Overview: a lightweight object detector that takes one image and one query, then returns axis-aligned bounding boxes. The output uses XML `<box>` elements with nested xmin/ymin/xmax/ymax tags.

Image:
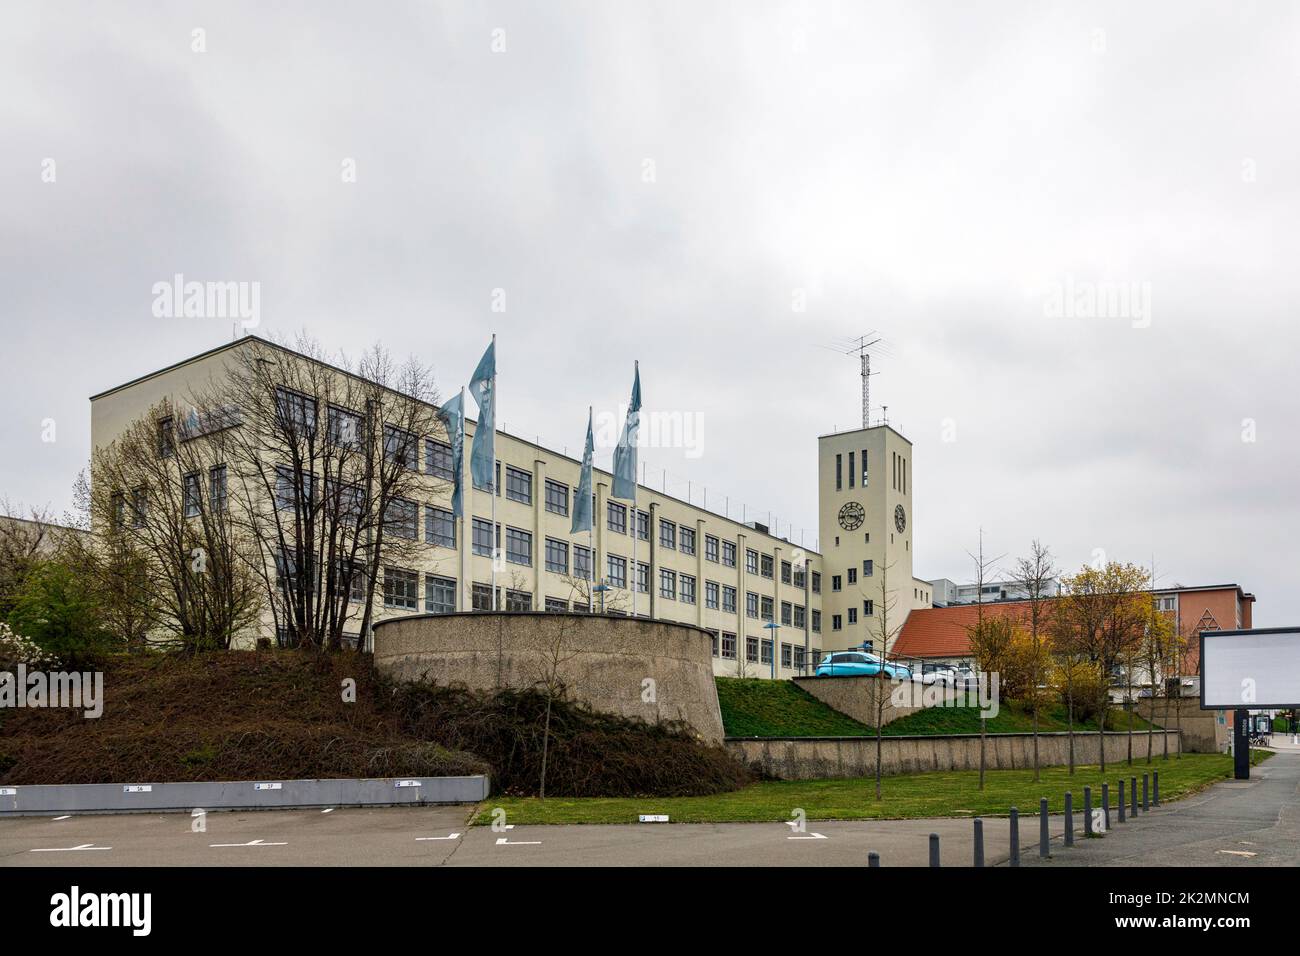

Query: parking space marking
<box><xmin>495</xmin><ymin>837</ymin><xmax>541</xmax><ymax>845</ymax></box>
<box><xmin>209</xmin><ymin>839</ymin><xmax>288</xmax><ymax>848</ymax></box>
<box><xmin>787</xmin><ymin>833</ymin><xmax>828</xmax><ymax>840</ymax></box>
<box><xmin>416</xmin><ymin>833</ymin><xmax>461</xmax><ymax>841</ymax></box>
<box><xmin>52</xmin><ymin>816</ymin><xmax>72</xmax><ymax>821</ymax></box>
<box><xmin>31</xmin><ymin>843</ymin><xmax>111</xmax><ymax>852</ymax></box>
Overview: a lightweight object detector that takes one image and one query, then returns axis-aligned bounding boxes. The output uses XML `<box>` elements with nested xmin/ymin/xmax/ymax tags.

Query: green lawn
<box><xmin>471</xmin><ymin>751</ymin><xmax>1269</xmax><ymax>826</ymax></box>
<box><xmin>717</xmin><ymin>677</ymin><xmax>1160</xmax><ymax>738</ymax></box>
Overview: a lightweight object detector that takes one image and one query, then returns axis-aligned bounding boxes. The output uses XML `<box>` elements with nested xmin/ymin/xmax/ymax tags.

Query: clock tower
<box><xmin>817</xmin><ymin>424</ymin><xmax>915</xmax><ymax>655</ymax></box>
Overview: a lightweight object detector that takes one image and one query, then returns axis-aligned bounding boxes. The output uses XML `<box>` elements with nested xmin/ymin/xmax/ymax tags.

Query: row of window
<box><xmin>830</xmin><ymin>599</ymin><xmax>876</xmax><ymax>631</ymax></box>
<box><xmin>829</xmin><ymin>560</ymin><xmax>875</xmax><ymax>592</ymax></box>
<box><xmin>708</xmin><ymin>632</ymin><xmax>822</xmax><ymax>668</ymax></box>
<box><xmin>116</xmin><ymin>465</ymin><xmax>230</xmax><ymax>527</ymax></box>
<box><xmin>835</xmin><ymin>448</ymin><xmax>870</xmax><ymax>491</ymax></box>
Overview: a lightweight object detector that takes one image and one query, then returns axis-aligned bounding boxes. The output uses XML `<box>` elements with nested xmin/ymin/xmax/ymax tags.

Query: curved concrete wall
<box><xmin>373</xmin><ymin>612</ymin><xmax>725</xmax><ymax>743</ymax></box>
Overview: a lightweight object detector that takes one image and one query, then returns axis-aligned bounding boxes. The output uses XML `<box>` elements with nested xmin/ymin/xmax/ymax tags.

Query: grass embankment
<box><xmin>717</xmin><ymin>677</ymin><xmax>1160</xmax><ymax>737</ymax></box>
<box><xmin>472</xmin><ymin>750</ymin><xmax>1272</xmax><ymax>826</ymax></box>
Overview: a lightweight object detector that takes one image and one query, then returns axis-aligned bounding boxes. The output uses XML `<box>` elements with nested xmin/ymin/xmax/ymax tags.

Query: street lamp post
<box><xmin>764</xmin><ymin>620</ymin><xmax>780</xmax><ymax>680</ymax></box>
<box><xmin>593</xmin><ymin>580</ymin><xmax>611</xmax><ymax>615</ymax></box>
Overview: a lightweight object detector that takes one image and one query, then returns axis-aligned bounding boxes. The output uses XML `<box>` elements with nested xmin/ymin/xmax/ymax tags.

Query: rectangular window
<box><xmin>659</xmin><ymin>519</ymin><xmax>676</xmax><ymax>550</ymax></box>
<box><xmin>679</xmin><ymin>526</ymin><xmax>695</xmax><ymax>556</ymax></box>
<box><xmin>636</xmin><ymin>562</ymin><xmax>650</xmax><ymax>594</ymax></box>
<box><xmin>861</xmin><ymin>449</ymin><xmax>869</xmax><ymax>486</ymax></box>
<box><xmin>848</xmin><ymin>567</ymin><xmax>857</xmax><ymax>585</ymax></box>
<box><xmin>383</xmin><ymin>567</ymin><xmax>418</xmax><ymax>610</ymax></box>
<box><xmin>426</xmin><ymin>439</ymin><xmax>454</xmax><ymax>479</ymax></box>
<box><xmin>811</xmin><ymin>571</ymin><xmax>821</xmax><ymax>594</ymax></box>
<box><xmin>746</xmin><ymin>592</ymin><xmax>759</xmax><ymax>618</ymax></box>
<box><xmin>472</xmin><ymin>460</ymin><xmax>502</xmax><ymax>495</ymax></box>
<box><xmin>426</xmin><ymin>506</ymin><xmax>456</xmax><ymax>548</ymax></box>
<box><xmin>722</xmin><ymin>586</ymin><xmax>737</xmax><ymax>614</ymax></box>
<box><xmin>383</xmin><ymin>425</ymin><xmax>420</xmax><ymax>471</ymax></box>
<box><xmin>545</xmin><ymin>597</ymin><xmax>569</xmax><ymax>613</ymax></box>
<box><xmin>864</xmin><ymin>599</ymin><xmax>875</xmax><ymax>616</ymax></box>
<box><xmin>574</xmin><ymin>545</ymin><xmax>592</xmax><ymax>581</ymax></box>
<box><xmin>425</xmin><ymin>575</ymin><xmax>456</xmax><ymax>614</ymax></box>
<box><xmin>761</xmin><ymin>639</ymin><xmax>774</xmax><ymax>664</ymax></box>
<box><xmin>332</xmin><ymin>560</ymin><xmax>364</xmax><ymax>603</ymax></box>
<box><xmin>721</xmin><ymin>541</ymin><xmax>736</xmax><ymax>568</ymax></box>
<box><xmin>848</xmin><ymin>607</ymin><xmax>858</xmax><ymax>624</ymax></box>
<box><xmin>386</xmin><ymin>497</ymin><xmax>418</xmax><ymax>540</ymax></box>
<box><xmin>607</xmin><ymin>501</ymin><xmax>627</xmax><ymax>535</ymax></box>
<box><xmin>760</xmin><ymin>553</ymin><xmax>774</xmax><ymax>579</ymax></box>
<box><xmin>545</xmin><ymin>479</ymin><xmax>569</xmax><ymax>516</ymax></box>
<box><xmin>863</xmin><ymin>559</ymin><xmax>873</xmax><ymax>577</ymax></box>
<box><xmin>275</xmin><ymin>386</ymin><xmax>317</xmax><ymax>437</ymax></box>
<box><xmin>111</xmin><ymin>492</ymin><xmax>125</xmax><ymax>529</ymax></box>
<box><xmin>659</xmin><ymin>569</ymin><xmax>676</xmax><ymax>600</ymax></box>
<box><xmin>326</xmin><ymin>406</ymin><xmax>363</xmax><ymax>449</ymax></box>
<box><xmin>709</xmin><ymin>631</ymin><xmax>719</xmax><ymax>657</ymax></box>
<box><xmin>472</xmin><ymin>517</ymin><xmax>496</xmax><ymax>557</ymax></box>
<box><xmin>607</xmin><ymin>554</ymin><xmax>627</xmax><ymax>589</ymax></box>
<box><xmin>183</xmin><ymin>472</ymin><xmax>201</xmax><ymax>517</ymax></box>
<box><xmin>705</xmin><ymin>581</ymin><xmax>720</xmax><ymax>610</ymax></box>
<box><xmin>781</xmin><ymin>561</ymin><xmax>792</xmax><ymax>585</ymax></box>
<box><xmin>812</xmin><ymin>610</ymin><xmax>821</xmax><ymax>632</ymax></box>
<box><xmin>721</xmin><ymin>632</ymin><xmax>736</xmax><ymax>660</ymax></box>
<box><xmin>746</xmin><ymin>636</ymin><xmax>759</xmax><ymax>663</ymax></box>
<box><xmin>848</xmin><ymin>451</ymin><xmax>855</xmax><ymax>489</ymax></box>
<box><xmin>835</xmin><ymin>453</ymin><xmax>842</xmax><ymax>491</ymax></box>
<box><xmin>472</xmin><ymin>582</ymin><xmax>495</xmax><ymax>610</ymax></box>
<box><xmin>760</xmin><ymin>595</ymin><xmax>774</xmax><ymax>621</ymax></box>
<box><xmin>636</xmin><ymin>510</ymin><xmax>649</xmax><ymax>541</ymax></box>
<box><xmin>209</xmin><ymin>465</ymin><xmax>228</xmax><ymax>513</ymax></box>
<box><xmin>831</xmin><ymin>575</ymin><xmax>842</xmax><ymax>592</ymax></box>
<box><xmin>793</xmin><ymin>605</ymin><xmax>806</xmax><ymax>629</ymax></box>
<box><xmin>158</xmin><ymin>417</ymin><xmax>175</xmax><ymax>458</ymax></box>
<box><xmin>705</xmin><ymin>535</ymin><xmax>719</xmax><ymax>563</ymax></box>
<box><xmin>505</xmin><ymin>527</ymin><xmax>532</xmax><ymax>565</ymax></box>
<box><xmin>275</xmin><ymin>466</ymin><xmax>313</xmax><ymax>512</ymax></box>
<box><xmin>505</xmin><ymin>465</ymin><xmax>532</xmax><ymax>505</ymax></box>
<box><xmin>679</xmin><ymin>575</ymin><xmax>696</xmax><ymax>605</ymax></box>
<box><xmin>781</xmin><ymin>601</ymin><xmax>793</xmax><ymax>626</ymax></box>
<box><xmin>782</xmin><ymin>643</ymin><xmax>793</xmax><ymax>669</ymax></box>
<box><xmin>545</xmin><ymin>538</ymin><xmax>569</xmax><ymax>575</ymax></box>
<box><xmin>505</xmin><ymin>589</ymin><xmax>531</xmax><ymax>612</ymax></box>
<box><xmin>832</xmin><ymin>614</ymin><xmax>842</xmax><ymax>631</ymax></box>
<box><xmin>746</xmin><ymin>549</ymin><xmax>759</xmax><ymax>575</ymax></box>
<box><xmin>794</xmin><ymin>645</ymin><xmax>806</xmax><ymax>670</ymax></box>
<box><xmin>131</xmin><ymin>488</ymin><xmax>147</xmax><ymax>528</ymax></box>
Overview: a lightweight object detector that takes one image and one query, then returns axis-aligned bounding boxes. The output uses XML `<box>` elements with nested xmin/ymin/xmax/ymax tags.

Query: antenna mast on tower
<box><xmin>815</xmin><ymin>332</ymin><xmax>891</xmax><ymax>429</ymax></box>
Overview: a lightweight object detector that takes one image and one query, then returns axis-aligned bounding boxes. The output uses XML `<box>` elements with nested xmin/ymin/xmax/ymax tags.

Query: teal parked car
<box><xmin>815</xmin><ymin>651</ymin><xmax>911</xmax><ymax>679</ymax></box>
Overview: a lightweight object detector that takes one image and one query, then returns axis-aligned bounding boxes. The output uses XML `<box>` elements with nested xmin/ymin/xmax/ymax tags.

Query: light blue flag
<box><xmin>611</xmin><ymin>362</ymin><xmax>641</xmax><ymax>500</ymax></box>
<box><xmin>435</xmin><ymin>391</ymin><xmax>465</xmax><ymax>517</ymax></box>
<box><xmin>468</xmin><ymin>340</ymin><xmax>496</xmax><ymax>490</ymax></box>
<box><xmin>571</xmin><ymin>408</ymin><xmax>594</xmax><ymax>535</ymax></box>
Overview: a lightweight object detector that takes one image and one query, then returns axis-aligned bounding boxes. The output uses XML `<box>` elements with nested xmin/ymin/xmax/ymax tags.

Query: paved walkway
<box><xmin>2</xmin><ymin>752</ymin><xmax>1295</xmax><ymax>867</ymax></box>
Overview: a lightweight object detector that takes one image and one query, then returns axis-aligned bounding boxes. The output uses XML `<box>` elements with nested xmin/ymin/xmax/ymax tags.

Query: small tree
<box><xmin>1008</xmin><ymin>539</ymin><xmax>1056</xmax><ymax>782</ymax></box>
<box><xmin>964</xmin><ymin>529</ymin><xmax>1003</xmax><ymax>790</ymax></box>
<box><xmin>1141</xmin><ymin>588</ymin><xmax>1177</xmax><ymax>762</ymax></box>
<box><xmin>867</xmin><ymin>560</ymin><xmax>903</xmax><ymax>801</ymax></box>
<box><xmin>8</xmin><ymin>561</ymin><xmax>115</xmax><ymax>667</ymax></box>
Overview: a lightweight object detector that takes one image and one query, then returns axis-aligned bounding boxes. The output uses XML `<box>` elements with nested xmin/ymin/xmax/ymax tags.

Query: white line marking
<box><xmin>321</xmin><ymin>808</ymin><xmax>334</xmax><ymax>814</ymax></box>
<box><xmin>31</xmin><ymin>843</ymin><xmax>111</xmax><ymax>852</ymax></box>
<box><xmin>52</xmin><ymin>816</ymin><xmax>71</xmax><ymax>821</ymax></box>
<box><xmin>495</xmin><ymin>837</ymin><xmax>541</xmax><ymax>845</ymax></box>
<box><xmin>209</xmin><ymin>839</ymin><xmax>288</xmax><ymax>848</ymax></box>
<box><xmin>1217</xmin><ymin>849</ymin><xmax>1257</xmax><ymax>857</ymax></box>
<box><xmin>416</xmin><ymin>833</ymin><xmax>462</xmax><ymax>841</ymax></box>
<box><xmin>788</xmin><ymin>833</ymin><xmax>828</xmax><ymax>840</ymax></box>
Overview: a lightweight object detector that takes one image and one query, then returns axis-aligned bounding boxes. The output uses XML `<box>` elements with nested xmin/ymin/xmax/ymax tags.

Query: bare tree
<box><xmin>1008</xmin><ymin>539</ymin><xmax>1056</xmax><ymax>782</ymax></box>
<box><xmin>964</xmin><ymin>529</ymin><xmax>1003</xmax><ymax>790</ymax></box>
<box><xmin>867</xmin><ymin>559</ymin><xmax>903</xmax><ymax>801</ymax></box>
<box><xmin>194</xmin><ymin>335</ymin><xmax>443</xmax><ymax>651</ymax></box>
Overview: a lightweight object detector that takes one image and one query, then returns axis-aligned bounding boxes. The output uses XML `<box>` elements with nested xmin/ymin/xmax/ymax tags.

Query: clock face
<box><xmin>838</xmin><ymin>501</ymin><xmax>865</xmax><ymax>531</ymax></box>
<box><xmin>894</xmin><ymin>504</ymin><xmax>907</xmax><ymax>534</ymax></box>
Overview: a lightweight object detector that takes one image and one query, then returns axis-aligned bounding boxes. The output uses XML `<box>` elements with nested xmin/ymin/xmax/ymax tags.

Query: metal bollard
<box><xmin>1142</xmin><ymin>774</ymin><xmax>1149</xmax><ymax>811</ymax></box>
<box><xmin>1118</xmin><ymin>780</ymin><xmax>1126</xmax><ymax>823</ymax></box>
<box><xmin>1131</xmin><ymin>776</ymin><xmax>1138</xmax><ymax>816</ymax></box>
<box><xmin>1064</xmin><ymin>792</ymin><xmax>1074</xmax><ymax>847</ymax></box>
<box><xmin>1083</xmin><ymin>786</ymin><xmax>1093</xmax><ymax>837</ymax></box>
<box><xmin>973</xmin><ymin>818</ymin><xmax>984</xmax><ymax>868</ymax></box>
<box><xmin>1009</xmin><ymin>807</ymin><xmax>1020</xmax><ymax>867</ymax></box>
<box><xmin>1102</xmin><ymin>782</ymin><xmax>1110</xmax><ymax>831</ymax></box>
<box><xmin>929</xmin><ymin>833</ymin><xmax>941</xmax><ymax>867</ymax></box>
<box><xmin>1153</xmin><ymin>771</ymin><xmax>1160</xmax><ymax>806</ymax></box>
<box><xmin>1039</xmin><ymin>798</ymin><xmax>1050</xmax><ymax>858</ymax></box>
<box><xmin>868</xmin><ymin>851</ymin><xmax>880</xmax><ymax>867</ymax></box>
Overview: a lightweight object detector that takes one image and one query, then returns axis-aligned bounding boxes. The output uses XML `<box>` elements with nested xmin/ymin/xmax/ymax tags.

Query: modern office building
<box><xmin>88</xmin><ymin>335</ymin><xmax>933</xmax><ymax>677</ymax></box>
<box><xmin>927</xmin><ymin>576</ymin><xmax>1061</xmax><ymax>607</ymax></box>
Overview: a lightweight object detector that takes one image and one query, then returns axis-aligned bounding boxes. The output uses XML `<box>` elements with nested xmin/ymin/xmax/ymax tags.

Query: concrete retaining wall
<box><xmin>0</xmin><ymin>775</ymin><xmax>489</xmax><ymax>816</ymax></box>
<box><xmin>793</xmin><ymin>674</ymin><xmax>966</xmax><ymax>727</ymax></box>
<box><xmin>726</xmin><ymin>731</ymin><xmax>1182</xmax><ymax>780</ymax></box>
<box><xmin>1135</xmin><ymin>698</ymin><xmax>1225</xmax><ymax>753</ymax></box>
<box><xmin>373</xmin><ymin>611</ymin><xmax>725</xmax><ymax>743</ymax></box>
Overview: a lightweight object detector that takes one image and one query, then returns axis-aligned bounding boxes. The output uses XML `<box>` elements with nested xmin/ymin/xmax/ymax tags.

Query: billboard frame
<box><xmin>1200</xmin><ymin>627</ymin><xmax>1300</xmax><ymax>711</ymax></box>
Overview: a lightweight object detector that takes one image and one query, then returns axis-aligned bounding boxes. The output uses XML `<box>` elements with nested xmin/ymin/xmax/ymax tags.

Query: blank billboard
<box><xmin>1201</xmin><ymin>628</ymin><xmax>1300</xmax><ymax>709</ymax></box>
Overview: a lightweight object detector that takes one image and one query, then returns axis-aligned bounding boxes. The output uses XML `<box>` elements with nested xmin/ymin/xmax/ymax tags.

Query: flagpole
<box><xmin>588</xmin><ymin>405</ymin><xmax>595</xmax><ymax>613</ymax></box>
<box><xmin>490</xmin><ymin>333</ymin><xmax>498</xmax><ymax>612</ymax></box>
<box><xmin>460</xmin><ymin>385</ymin><xmax>468</xmax><ymax>614</ymax></box>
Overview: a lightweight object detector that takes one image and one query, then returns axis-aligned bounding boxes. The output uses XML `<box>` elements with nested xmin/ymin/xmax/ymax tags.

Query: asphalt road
<box><xmin>2</xmin><ymin>752</ymin><xmax>1294</xmax><ymax>867</ymax></box>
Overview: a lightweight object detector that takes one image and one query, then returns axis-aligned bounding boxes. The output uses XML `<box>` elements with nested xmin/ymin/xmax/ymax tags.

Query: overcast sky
<box><xmin>2</xmin><ymin>1</ymin><xmax>1296</xmax><ymax>624</ymax></box>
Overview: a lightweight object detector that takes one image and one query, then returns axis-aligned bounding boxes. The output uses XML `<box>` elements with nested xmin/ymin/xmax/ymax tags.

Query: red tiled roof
<box><xmin>893</xmin><ymin>600</ymin><xmax>1037</xmax><ymax>658</ymax></box>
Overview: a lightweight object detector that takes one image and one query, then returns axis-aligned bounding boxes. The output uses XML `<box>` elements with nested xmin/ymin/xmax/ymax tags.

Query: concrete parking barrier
<box><xmin>1009</xmin><ymin>807</ymin><xmax>1020</xmax><ymax>867</ymax></box>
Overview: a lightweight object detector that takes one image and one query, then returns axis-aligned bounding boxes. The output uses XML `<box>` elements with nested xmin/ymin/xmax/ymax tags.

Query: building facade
<box><xmin>91</xmin><ymin>337</ymin><xmax>942</xmax><ymax>677</ymax></box>
<box><xmin>927</xmin><ymin>576</ymin><xmax>1061</xmax><ymax>607</ymax></box>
